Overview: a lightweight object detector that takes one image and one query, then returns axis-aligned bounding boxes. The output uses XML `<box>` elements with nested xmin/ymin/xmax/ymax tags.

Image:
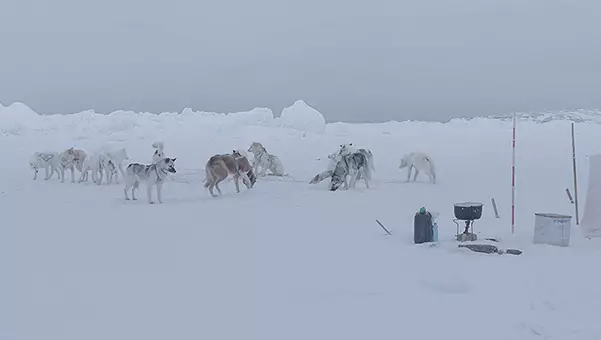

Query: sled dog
<box><xmin>337</xmin><ymin>143</ymin><xmax>375</xmax><ymax>179</ymax></box>
<box><xmin>204</xmin><ymin>153</ymin><xmax>252</xmax><ymax>197</ymax></box>
<box><xmin>152</xmin><ymin>142</ymin><xmax>165</xmax><ymax>163</ymax></box>
<box><xmin>309</xmin><ymin>170</ymin><xmax>333</xmax><ymax>185</ymax></box>
<box><xmin>247</xmin><ymin>142</ymin><xmax>285</xmax><ymax>176</ymax></box>
<box><xmin>80</xmin><ymin>153</ymin><xmax>118</xmax><ymax>185</ymax></box>
<box><xmin>29</xmin><ymin>152</ymin><xmax>61</xmax><ymax>180</ymax></box>
<box><xmin>57</xmin><ymin>148</ymin><xmax>85</xmax><ymax>183</ymax></box>
<box><xmin>330</xmin><ymin>151</ymin><xmax>370</xmax><ymax>191</ymax></box>
<box><xmin>232</xmin><ymin>149</ymin><xmax>257</xmax><ymax>187</ymax></box>
<box><xmin>124</xmin><ymin>157</ymin><xmax>177</xmax><ymax>204</ymax></box>
<box><xmin>399</xmin><ymin>152</ymin><xmax>436</xmax><ymax>183</ymax></box>
<box><xmin>103</xmin><ymin>147</ymin><xmax>129</xmax><ymax>182</ymax></box>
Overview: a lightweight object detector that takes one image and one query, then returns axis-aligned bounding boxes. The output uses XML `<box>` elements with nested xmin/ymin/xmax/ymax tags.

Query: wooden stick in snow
<box><xmin>375</xmin><ymin>219</ymin><xmax>392</xmax><ymax>236</ymax></box>
<box><xmin>565</xmin><ymin>188</ymin><xmax>574</xmax><ymax>204</ymax></box>
<box><xmin>491</xmin><ymin>198</ymin><xmax>500</xmax><ymax>218</ymax></box>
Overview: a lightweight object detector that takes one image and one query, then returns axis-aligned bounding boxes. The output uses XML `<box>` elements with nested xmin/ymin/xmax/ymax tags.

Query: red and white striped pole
<box><xmin>511</xmin><ymin>113</ymin><xmax>516</xmax><ymax>234</ymax></box>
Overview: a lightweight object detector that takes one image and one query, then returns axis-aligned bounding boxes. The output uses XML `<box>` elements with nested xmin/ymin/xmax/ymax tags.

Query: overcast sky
<box><xmin>1</xmin><ymin>0</ymin><xmax>600</xmax><ymax>123</ymax></box>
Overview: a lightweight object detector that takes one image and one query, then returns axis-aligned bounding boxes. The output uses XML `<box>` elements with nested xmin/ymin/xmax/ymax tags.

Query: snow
<box><xmin>2</xmin><ymin>101</ymin><xmax>601</xmax><ymax>340</ymax></box>
<box><xmin>277</xmin><ymin>100</ymin><xmax>326</xmax><ymax>133</ymax></box>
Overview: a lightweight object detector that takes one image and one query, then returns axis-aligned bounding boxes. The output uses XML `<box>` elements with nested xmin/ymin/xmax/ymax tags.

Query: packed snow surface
<box><xmin>278</xmin><ymin>99</ymin><xmax>326</xmax><ymax>133</ymax></box>
<box><xmin>2</xmin><ymin>101</ymin><xmax>601</xmax><ymax>340</ymax></box>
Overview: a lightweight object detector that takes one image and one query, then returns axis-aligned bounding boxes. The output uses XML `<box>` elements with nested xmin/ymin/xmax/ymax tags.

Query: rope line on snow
<box><xmin>167</xmin><ymin>168</ymin><xmax>417</xmax><ymax>186</ymax></box>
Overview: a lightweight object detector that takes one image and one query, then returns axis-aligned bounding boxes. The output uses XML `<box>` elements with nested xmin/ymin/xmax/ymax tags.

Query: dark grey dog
<box><xmin>330</xmin><ymin>152</ymin><xmax>370</xmax><ymax>191</ymax></box>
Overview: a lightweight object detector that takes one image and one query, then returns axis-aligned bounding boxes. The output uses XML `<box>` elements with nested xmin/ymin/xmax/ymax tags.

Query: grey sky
<box><xmin>1</xmin><ymin>0</ymin><xmax>600</xmax><ymax>123</ymax></box>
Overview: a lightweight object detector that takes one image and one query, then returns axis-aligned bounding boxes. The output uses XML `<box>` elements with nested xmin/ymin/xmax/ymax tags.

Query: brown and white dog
<box><xmin>232</xmin><ymin>149</ymin><xmax>257</xmax><ymax>188</ymax></box>
<box><xmin>203</xmin><ymin>151</ymin><xmax>254</xmax><ymax>197</ymax></box>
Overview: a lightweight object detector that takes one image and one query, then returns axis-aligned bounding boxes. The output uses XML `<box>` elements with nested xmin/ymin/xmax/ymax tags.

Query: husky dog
<box><xmin>29</xmin><ymin>152</ymin><xmax>61</xmax><ymax>180</ymax></box>
<box><xmin>204</xmin><ymin>153</ymin><xmax>252</xmax><ymax>197</ymax></box>
<box><xmin>80</xmin><ymin>153</ymin><xmax>118</xmax><ymax>185</ymax></box>
<box><xmin>232</xmin><ymin>149</ymin><xmax>257</xmax><ymax>187</ymax></box>
<box><xmin>399</xmin><ymin>152</ymin><xmax>436</xmax><ymax>184</ymax></box>
<box><xmin>56</xmin><ymin>148</ymin><xmax>82</xmax><ymax>183</ymax></box>
<box><xmin>337</xmin><ymin>143</ymin><xmax>375</xmax><ymax>179</ymax></box>
<box><xmin>330</xmin><ymin>152</ymin><xmax>370</xmax><ymax>191</ymax></box>
<box><xmin>124</xmin><ymin>157</ymin><xmax>177</xmax><ymax>204</ymax></box>
<box><xmin>309</xmin><ymin>170</ymin><xmax>333</xmax><ymax>185</ymax></box>
<box><xmin>103</xmin><ymin>148</ymin><xmax>129</xmax><ymax>183</ymax></box>
<box><xmin>66</xmin><ymin>148</ymin><xmax>87</xmax><ymax>173</ymax></box>
<box><xmin>152</xmin><ymin>142</ymin><xmax>165</xmax><ymax>163</ymax></box>
<box><xmin>247</xmin><ymin>142</ymin><xmax>285</xmax><ymax>176</ymax></box>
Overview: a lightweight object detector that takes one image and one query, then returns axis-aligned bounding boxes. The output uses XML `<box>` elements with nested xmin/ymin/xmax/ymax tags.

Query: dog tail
<box><xmin>204</xmin><ymin>166</ymin><xmax>213</xmax><ymax>188</ymax></box>
<box><xmin>367</xmin><ymin>150</ymin><xmax>375</xmax><ymax>173</ymax></box>
<box><xmin>152</xmin><ymin>141</ymin><xmax>164</xmax><ymax>152</ymax></box>
<box><xmin>310</xmin><ymin>170</ymin><xmax>333</xmax><ymax>184</ymax></box>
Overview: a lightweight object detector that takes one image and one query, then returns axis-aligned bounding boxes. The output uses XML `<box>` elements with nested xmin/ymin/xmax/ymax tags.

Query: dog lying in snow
<box><xmin>124</xmin><ymin>157</ymin><xmax>177</xmax><ymax>204</ymax></box>
<box><xmin>204</xmin><ymin>153</ymin><xmax>253</xmax><ymax>197</ymax></box>
<box><xmin>80</xmin><ymin>153</ymin><xmax>118</xmax><ymax>185</ymax></box>
<box><xmin>29</xmin><ymin>152</ymin><xmax>61</xmax><ymax>180</ymax></box>
<box><xmin>152</xmin><ymin>142</ymin><xmax>165</xmax><ymax>163</ymax></box>
<box><xmin>399</xmin><ymin>152</ymin><xmax>436</xmax><ymax>184</ymax></box>
<box><xmin>247</xmin><ymin>142</ymin><xmax>285</xmax><ymax>176</ymax></box>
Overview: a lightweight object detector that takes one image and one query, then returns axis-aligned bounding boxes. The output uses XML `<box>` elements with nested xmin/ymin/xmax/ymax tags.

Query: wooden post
<box><xmin>571</xmin><ymin>123</ymin><xmax>580</xmax><ymax>225</ymax></box>
<box><xmin>491</xmin><ymin>198</ymin><xmax>500</xmax><ymax>218</ymax></box>
<box><xmin>511</xmin><ymin>113</ymin><xmax>516</xmax><ymax>234</ymax></box>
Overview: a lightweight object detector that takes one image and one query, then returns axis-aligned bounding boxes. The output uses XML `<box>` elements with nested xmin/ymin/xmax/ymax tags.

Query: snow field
<box><xmin>2</xmin><ymin>101</ymin><xmax>601</xmax><ymax>339</ymax></box>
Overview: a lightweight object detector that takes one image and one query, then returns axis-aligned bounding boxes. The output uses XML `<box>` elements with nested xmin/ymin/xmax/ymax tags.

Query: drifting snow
<box><xmin>2</xmin><ymin>100</ymin><xmax>601</xmax><ymax>340</ymax></box>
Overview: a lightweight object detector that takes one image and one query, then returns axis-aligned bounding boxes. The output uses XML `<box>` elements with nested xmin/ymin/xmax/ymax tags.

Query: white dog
<box><xmin>80</xmin><ymin>153</ymin><xmax>117</xmax><ymax>185</ymax></box>
<box><xmin>124</xmin><ymin>157</ymin><xmax>177</xmax><ymax>204</ymax></box>
<box><xmin>57</xmin><ymin>148</ymin><xmax>86</xmax><ymax>183</ymax></box>
<box><xmin>152</xmin><ymin>142</ymin><xmax>165</xmax><ymax>163</ymax></box>
<box><xmin>399</xmin><ymin>152</ymin><xmax>436</xmax><ymax>183</ymax></box>
<box><xmin>29</xmin><ymin>152</ymin><xmax>61</xmax><ymax>180</ymax></box>
<box><xmin>247</xmin><ymin>142</ymin><xmax>285</xmax><ymax>176</ymax></box>
<box><xmin>102</xmin><ymin>147</ymin><xmax>129</xmax><ymax>183</ymax></box>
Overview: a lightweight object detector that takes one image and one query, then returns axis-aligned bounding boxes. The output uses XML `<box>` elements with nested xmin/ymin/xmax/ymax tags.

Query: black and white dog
<box><xmin>337</xmin><ymin>143</ymin><xmax>375</xmax><ymax>180</ymax></box>
<box><xmin>330</xmin><ymin>151</ymin><xmax>371</xmax><ymax>191</ymax></box>
<box><xmin>124</xmin><ymin>157</ymin><xmax>177</xmax><ymax>204</ymax></box>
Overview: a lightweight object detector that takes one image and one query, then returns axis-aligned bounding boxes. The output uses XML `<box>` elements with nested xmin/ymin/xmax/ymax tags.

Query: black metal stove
<box><xmin>453</xmin><ymin>202</ymin><xmax>483</xmax><ymax>242</ymax></box>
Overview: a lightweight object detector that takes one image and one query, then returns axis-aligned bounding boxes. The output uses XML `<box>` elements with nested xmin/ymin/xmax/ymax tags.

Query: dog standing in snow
<box><xmin>152</xmin><ymin>142</ymin><xmax>165</xmax><ymax>163</ymax></box>
<box><xmin>80</xmin><ymin>153</ymin><xmax>118</xmax><ymax>185</ymax></box>
<box><xmin>124</xmin><ymin>157</ymin><xmax>177</xmax><ymax>204</ymax></box>
<box><xmin>247</xmin><ymin>142</ymin><xmax>285</xmax><ymax>176</ymax></box>
<box><xmin>337</xmin><ymin>143</ymin><xmax>375</xmax><ymax>180</ymax></box>
<box><xmin>399</xmin><ymin>152</ymin><xmax>436</xmax><ymax>184</ymax></box>
<box><xmin>57</xmin><ymin>148</ymin><xmax>86</xmax><ymax>183</ymax></box>
<box><xmin>232</xmin><ymin>149</ymin><xmax>257</xmax><ymax>188</ymax></box>
<box><xmin>330</xmin><ymin>151</ymin><xmax>370</xmax><ymax>191</ymax></box>
<box><xmin>29</xmin><ymin>152</ymin><xmax>61</xmax><ymax>180</ymax></box>
<box><xmin>204</xmin><ymin>153</ymin><xmax>252</xmax><ymax>197</ymax></box>
<box><xmin>103</xmin><ymin>147</ymin><xmax>129</xmax><ymax>183</ymax></box>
